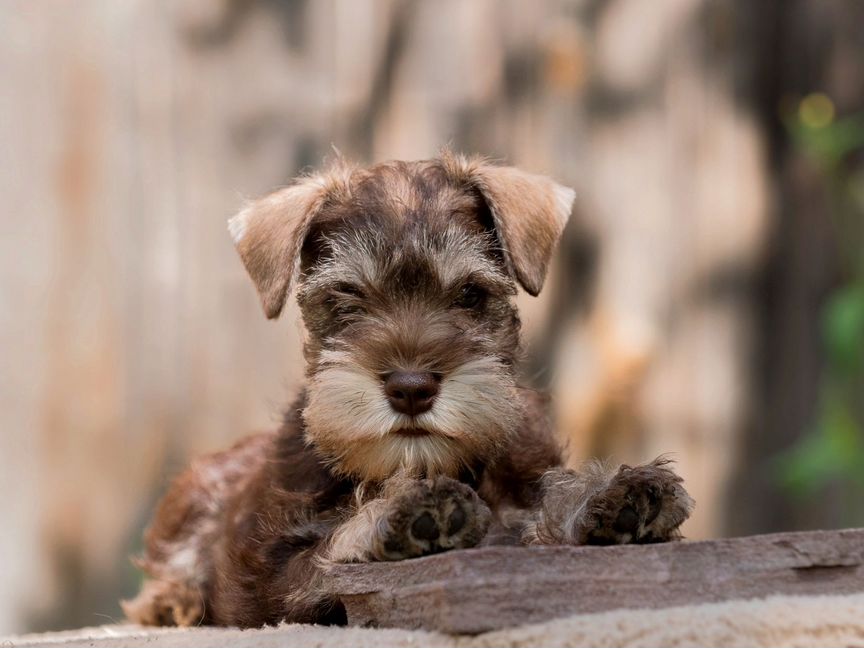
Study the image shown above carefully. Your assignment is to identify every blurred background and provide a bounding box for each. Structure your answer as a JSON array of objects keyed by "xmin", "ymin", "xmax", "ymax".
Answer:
[{"xmin": 1, "ymin": 0, "xmax": 863, "ymax": 635}]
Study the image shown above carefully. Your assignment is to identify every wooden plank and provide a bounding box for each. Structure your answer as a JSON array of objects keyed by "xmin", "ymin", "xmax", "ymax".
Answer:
[{"xmin": 323, "ymin": 528, "xmax": 864, "ymax": 634}]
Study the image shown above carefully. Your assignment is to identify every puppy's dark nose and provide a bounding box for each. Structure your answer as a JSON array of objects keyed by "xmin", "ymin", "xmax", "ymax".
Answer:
[{"xmin": 383, "ymin": 371, "xmax": 440, "ymax": 416}]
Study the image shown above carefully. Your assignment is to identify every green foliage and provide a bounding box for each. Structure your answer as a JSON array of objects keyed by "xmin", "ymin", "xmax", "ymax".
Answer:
[
  {"xmin": 777, "ymin": 398, "xmax": 864, "ymax": 497},
  {"xmin": 775, "ymin": 96, "xmax": 864, "ymax": 514},
  {"xmin": 824, "ymin": 284, "xmax": 864, "ymax": 375},
  {"xmin": 790, "ymin": 113, "xmax": 864, "ymax": 168}
]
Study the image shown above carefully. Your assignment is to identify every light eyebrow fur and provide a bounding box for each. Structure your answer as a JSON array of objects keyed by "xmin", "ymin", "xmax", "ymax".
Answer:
[
  {"xmin": 417, "ymin": 226, "xmax": 510, "ymax": 292},
  {"xmin": 299, "ymin": 224, "xmax": 511, "ymax": 301}
]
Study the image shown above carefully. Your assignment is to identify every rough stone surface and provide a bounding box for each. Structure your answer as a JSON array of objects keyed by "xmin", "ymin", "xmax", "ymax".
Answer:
[
  {"xmin": 6, "ymin": 592, "xmax": 864, "ymax": 648},
  {"xmin": 323, "ymin": 527, "xmax": 864, "ymax": 634},
  {"xmin": 4, "ymin": 528, "xmax": 864, "ymax": 647}
]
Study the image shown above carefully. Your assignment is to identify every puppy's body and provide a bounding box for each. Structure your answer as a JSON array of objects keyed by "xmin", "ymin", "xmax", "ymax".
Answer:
[{"xmin": 124, "ymin": 155, "xmax": 693, "ymax": 628}]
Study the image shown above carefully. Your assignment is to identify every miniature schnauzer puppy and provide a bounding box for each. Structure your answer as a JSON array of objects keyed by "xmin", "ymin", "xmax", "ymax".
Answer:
[{"xmin": 122, "ymin": 152, "xmax": 694, "ymax": 628}]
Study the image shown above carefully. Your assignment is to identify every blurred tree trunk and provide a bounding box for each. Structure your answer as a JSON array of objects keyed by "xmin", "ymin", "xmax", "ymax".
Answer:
[
  {"xmin": 730, "ymin": 0, "xmax": 864, "ymax": 534},
  {"xmin": 548, "ymin": 0, "xmax": 769, "ymax": 540}
]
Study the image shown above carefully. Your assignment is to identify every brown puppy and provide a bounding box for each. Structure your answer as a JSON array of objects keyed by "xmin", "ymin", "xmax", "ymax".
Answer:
[{"xmin": 122, "ymin": 152, "xmax": 694, "ymax": 628}]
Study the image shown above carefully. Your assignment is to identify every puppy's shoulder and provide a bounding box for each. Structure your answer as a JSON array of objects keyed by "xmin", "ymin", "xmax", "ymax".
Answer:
[
  {"xmin": 477, "ymin": 387, "xmax": 562, "ymax": 508},
  {"xmin": 272, "ymin": 395, "xmax": 354, "ymax": 504}
]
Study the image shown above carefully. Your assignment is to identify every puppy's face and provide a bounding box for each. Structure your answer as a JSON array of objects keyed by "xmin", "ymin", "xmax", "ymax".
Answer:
[
  {"xmin": 296, "ymin": 166, "xmax": 522, "ymax": 480},
  {"xmin": 230, "ymin": 154, "xmax": 573, "ymax": 481}
]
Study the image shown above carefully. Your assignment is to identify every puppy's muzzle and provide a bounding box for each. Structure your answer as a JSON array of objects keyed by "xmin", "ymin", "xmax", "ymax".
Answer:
[{"xmin": 382, "ymin": 371, "xmax": 441, "ymax": 416}]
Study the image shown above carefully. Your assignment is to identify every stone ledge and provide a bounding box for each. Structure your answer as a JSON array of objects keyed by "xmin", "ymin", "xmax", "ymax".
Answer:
[
  {"xmin": 323, "ymin": 527, "xmax": 864, "ymax": 634},
  {"xmin": 6, "ymin": 592, "xmax": 864, "ymax": 648},
  {"xmin": 5, "ymin": 528, "xmax": 863, "ymax": 646}
]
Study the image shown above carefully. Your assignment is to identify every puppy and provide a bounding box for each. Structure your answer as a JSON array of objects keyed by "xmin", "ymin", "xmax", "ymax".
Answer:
[{"xmin": 122, "ymin": 152, "xmax": 694, "ymax": 628}]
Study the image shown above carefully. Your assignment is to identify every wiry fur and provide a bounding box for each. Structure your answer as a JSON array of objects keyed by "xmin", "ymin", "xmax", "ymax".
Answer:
[
  {"xmin": 324, "ymin": 476, "xmax": 492, "ymax": 563},
  {"xmin": 305, "ymin": 353, "xmax": 519, "ymax": 481},
  {"xmin": 524, "ymin": 457, "xmax": 695, "ymax": 546},
  {"xmin": 124, "ymin": 153, "xmax": 693, "ymax": 628}
]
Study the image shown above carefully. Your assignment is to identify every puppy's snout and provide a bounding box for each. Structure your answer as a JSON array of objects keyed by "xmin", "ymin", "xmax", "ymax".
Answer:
[{"xmin": 383, "ymin": 371, "xmax": 440, "ymax": 416}]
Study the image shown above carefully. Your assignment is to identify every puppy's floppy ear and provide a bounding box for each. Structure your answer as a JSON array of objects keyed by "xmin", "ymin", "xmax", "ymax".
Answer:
[
  {"xmin": 443, "ymin": 154, "xmax": 575, "ymax": 296},
  {"xmin": 228, "ymin": 167, "xmax": 351, "ymax": 319}
]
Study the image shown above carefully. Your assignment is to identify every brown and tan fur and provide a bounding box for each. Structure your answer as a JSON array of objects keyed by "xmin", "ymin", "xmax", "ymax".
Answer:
[{"xmin": 123, "ymin": 152, "xmax": 694, "ymax": 628}]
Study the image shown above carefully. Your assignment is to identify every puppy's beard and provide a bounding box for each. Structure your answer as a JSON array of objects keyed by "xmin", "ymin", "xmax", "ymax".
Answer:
[{"xmin": 303, "ymin": 353, "xmax": 520, "ymax": 481}]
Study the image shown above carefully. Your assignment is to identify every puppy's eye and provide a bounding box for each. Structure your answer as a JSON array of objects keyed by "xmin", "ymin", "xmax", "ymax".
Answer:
[
  {"xmin": 328, "ymin": 283, "xmax": 366, "ymax": 317},
  {"xmin": 334, "ymin": 283, "xmax": 364, "ymax": 299},
  {"xmin": 453, "ymin": 283, "xmax": 487, "ymax": 310}
]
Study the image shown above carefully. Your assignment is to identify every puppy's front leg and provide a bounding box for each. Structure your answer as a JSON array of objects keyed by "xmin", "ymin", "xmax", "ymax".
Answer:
[
  {"xmin": 526, "ymin": 458, "xmax": 694, "ymax": 546},
  {"xmin": 327, "ymin": 476, "xmax": 491, "ymax": 562}
]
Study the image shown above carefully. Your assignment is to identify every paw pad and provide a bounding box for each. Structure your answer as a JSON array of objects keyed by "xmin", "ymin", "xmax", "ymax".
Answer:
[
  {"xmin": 378, "ymin": 476, "xmax": 491, "ymax": 560},
  {"xmin": 612, "ymin": 505, "xmax": 639, "ymax": 534},
  {"xmin": 583, "ymin": 459, "xmax": 693, "ymax": 545},
  {"xmin": 447, "ymin": 505, "xmax": 466, "ymax": 534},
  {"xmin": 411, "ymin": 511, "xmax": 440, "ymax": 541}
]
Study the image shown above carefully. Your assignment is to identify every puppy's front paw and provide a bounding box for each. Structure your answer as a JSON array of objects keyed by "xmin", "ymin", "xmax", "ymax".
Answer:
[
  {"xmin": 377, "ymin": 476, "xmax": 490, "ymax": 560},
  {"xmin": 579, "ymin": 458, "xmax": 694, "ymax": 545}
]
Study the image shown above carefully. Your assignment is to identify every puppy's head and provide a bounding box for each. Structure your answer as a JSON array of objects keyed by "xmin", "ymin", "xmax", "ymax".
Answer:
[{"xmin": 230, "ymin": 153, "xmax": 574, "ymax": 481}]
